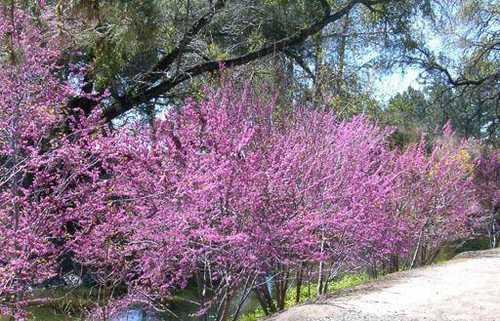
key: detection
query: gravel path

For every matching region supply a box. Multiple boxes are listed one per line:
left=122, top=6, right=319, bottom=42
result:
left=268, top=248, right=500, bottom=321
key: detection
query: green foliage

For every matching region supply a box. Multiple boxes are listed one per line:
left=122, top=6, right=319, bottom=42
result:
left=238, top=273, right=369, bottom=321
left=383, top=87, right=428, bottom=147
left=329, top=93, right=382, bottom=121
left=328, top=273, right=370, bottom=293
left=434, top=238, right=492, bottom=264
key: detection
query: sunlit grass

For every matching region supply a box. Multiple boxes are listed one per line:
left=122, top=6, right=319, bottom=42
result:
left=238, top=273, right=370, bottom=321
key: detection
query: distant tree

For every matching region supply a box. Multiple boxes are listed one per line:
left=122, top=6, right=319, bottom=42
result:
left=393, top=0, right=499, bottom=143
left=384, top=87, right=428, bottom=146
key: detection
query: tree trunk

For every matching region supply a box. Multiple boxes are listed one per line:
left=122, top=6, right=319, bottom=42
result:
left=255, top=281, right=276, bottom=315
left=317, top=239, right=325, bottom=295
left=389, top=254, right=399, bottom=273
left=295, top=266, right=303, bottom=304
left=254, top=289, right=270, bottom=316
left=411, top=223, right=427, bottom=269
left=489, top=209, right=498, bottom=248
left=367, top=263, right=378, bottom=279
left=335, top=14, right=349, bottom=98
left=313, top=32, right=324, bottom=108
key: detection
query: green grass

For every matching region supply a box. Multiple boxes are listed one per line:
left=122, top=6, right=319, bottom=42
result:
left=238, top=273, right=370, bottom=321
left=329, top=273, right=369, bottom=293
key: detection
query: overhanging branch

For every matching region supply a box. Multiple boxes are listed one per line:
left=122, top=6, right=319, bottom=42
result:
left=104, top=0, right=390, bottom=122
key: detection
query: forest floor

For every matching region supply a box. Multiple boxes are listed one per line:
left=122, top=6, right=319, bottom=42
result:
left=267, top=248, right=500, bottom=321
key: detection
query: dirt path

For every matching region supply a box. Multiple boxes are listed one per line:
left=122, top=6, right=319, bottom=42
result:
left=268, top=248, right=500, bottom=321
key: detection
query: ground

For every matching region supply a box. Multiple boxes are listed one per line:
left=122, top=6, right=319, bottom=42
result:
left=267, top=248, right=500, bottom=321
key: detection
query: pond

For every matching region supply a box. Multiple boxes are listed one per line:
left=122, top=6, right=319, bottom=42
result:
left=111, top=309, right=159, bottom=321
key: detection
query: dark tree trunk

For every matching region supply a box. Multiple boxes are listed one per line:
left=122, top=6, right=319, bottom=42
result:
left=295, top=266, right=303, bottom=304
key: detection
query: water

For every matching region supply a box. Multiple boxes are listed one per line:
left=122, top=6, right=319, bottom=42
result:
left=111, top=309, right=159, bottom=321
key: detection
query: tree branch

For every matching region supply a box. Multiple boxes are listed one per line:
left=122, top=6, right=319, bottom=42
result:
left=105, top=0, right=392, bottom=122
left=414, top=47, right=499, bottom=88
left=285, top=50, right=315, bottom=80
left=140, top=0, right=227, bottom=86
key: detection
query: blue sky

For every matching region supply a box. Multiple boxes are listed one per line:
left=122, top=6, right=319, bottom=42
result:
left=374, top=68, right=422, bottom=103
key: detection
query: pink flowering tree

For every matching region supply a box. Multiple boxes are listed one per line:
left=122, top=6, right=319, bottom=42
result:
left=474, top=150, right=499, bottom=248
left=0, top=5, right=487, bottom=321
left=66, top=92, right=404, bottom=319
left=0, top=6, right=66, bottom=318
left=0, top=5, right=104, bottom=319
left=69, top=85, right=275, bottom=320
left=264, top=113, right=407, bottom=292
left=393, top=127, right=481, bottom=267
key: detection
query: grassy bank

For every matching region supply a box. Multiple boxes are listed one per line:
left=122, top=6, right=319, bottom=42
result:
left=239, top=273, right=369, bottom=321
